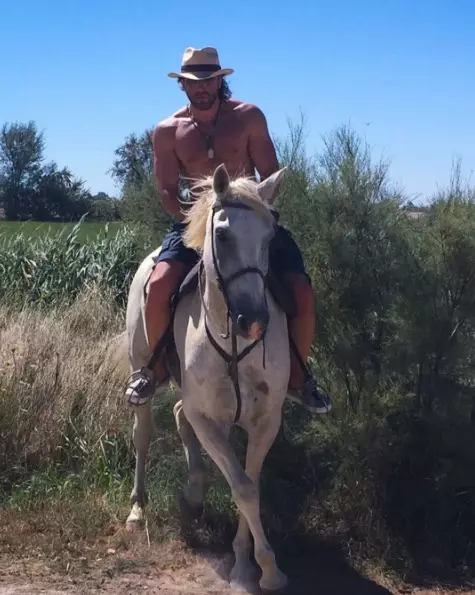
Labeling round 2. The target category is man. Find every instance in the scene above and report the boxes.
[126,46,331,414]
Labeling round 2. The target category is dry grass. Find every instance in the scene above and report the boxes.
[0,286,130,473]
[0,287,189,566]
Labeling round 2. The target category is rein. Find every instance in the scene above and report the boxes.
[199,200,270,423]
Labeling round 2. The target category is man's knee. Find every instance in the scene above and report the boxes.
[282,272,315,315]
[147,260,189,305]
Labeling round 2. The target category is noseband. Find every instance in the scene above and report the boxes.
[199,200,271,423]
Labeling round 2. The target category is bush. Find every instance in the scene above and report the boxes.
[275,122,475,578]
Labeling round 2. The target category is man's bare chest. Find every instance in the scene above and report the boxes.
[174,113,249,170]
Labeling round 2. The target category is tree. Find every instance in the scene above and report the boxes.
[0,120,95,221]
[0,120,44,190]
[111,127,173,238]
[110,129,154,190]
[88,192,121,221]
[34,162,91,221]
[0,121,45,219]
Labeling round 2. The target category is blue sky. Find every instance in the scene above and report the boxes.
[2,0,474,202]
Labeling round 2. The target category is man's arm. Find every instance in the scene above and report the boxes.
[247,105,280,181]
[152,121,184,222]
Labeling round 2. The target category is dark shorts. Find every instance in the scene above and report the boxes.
[155,219,309,281]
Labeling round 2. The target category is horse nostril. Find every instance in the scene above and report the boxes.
[237,314,249,333]
[237,314,249,332]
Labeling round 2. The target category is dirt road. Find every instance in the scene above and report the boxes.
[3,540,475,595]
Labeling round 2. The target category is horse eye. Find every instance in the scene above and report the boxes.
[216,228,229,242]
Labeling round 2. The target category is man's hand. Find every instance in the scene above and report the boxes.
[152,121,184,221]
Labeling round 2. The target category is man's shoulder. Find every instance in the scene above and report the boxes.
[152,108,189,147]
[228,99,262,114]
[227,101,269,137]
[230,100,268,126]
[154,107,188,134]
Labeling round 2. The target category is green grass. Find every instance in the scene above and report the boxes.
[0,220,127,243]
[0,218,146,308]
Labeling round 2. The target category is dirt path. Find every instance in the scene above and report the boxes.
[2,541,475,595]
[0,550,385,595]
[1,511,474,595]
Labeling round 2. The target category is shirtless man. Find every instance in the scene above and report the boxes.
[126,46,331,414]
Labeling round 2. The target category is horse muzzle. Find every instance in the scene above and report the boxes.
[234,307,269,341]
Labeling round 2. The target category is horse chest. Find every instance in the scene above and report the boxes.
[185,343,272,425]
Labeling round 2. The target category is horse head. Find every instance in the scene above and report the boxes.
[184,163,287,340]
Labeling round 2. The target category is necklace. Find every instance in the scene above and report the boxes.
[188,102,222,160]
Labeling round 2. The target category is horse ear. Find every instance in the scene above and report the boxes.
[258,167,287,205]
[213,163,230,195]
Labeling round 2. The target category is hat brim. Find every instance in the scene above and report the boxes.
[168,68,234,80]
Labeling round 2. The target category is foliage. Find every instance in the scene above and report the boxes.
[0,218,142,308]
[0,120,44,189]
[110,128,154,189]
[0,120,120,222]
[118,174,173,242]
[274,120,475,578]
[111,127,184,240]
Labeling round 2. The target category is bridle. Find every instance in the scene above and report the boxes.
[198,199,273,423]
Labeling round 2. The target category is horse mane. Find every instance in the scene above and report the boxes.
[182,174,274,251]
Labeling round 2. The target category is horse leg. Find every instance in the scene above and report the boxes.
[230,416,287,592]
[173,400,206,522]
[126,398,153,530]
[187,411,287,592]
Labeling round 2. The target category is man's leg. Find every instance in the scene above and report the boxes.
[270,225,332,414]
[143,258,189,381]
[125,224,199,406]
[283,271,316,390]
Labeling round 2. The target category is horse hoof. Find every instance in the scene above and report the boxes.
[260,569,288,593]
[179,494,203,524]
[126,502,145,532]
[230,564,260,592]
[126,519,144,533]
[230,559,260,582]
[230,580,259,594]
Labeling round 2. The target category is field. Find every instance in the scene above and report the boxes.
[0,220,126,243]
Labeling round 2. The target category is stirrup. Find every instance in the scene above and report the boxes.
[124,367,156,406]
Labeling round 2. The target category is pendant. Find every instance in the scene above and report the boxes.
[205,136,214,159]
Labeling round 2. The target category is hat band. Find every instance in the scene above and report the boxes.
[181,64,221,73]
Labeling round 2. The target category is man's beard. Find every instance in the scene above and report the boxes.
[188,90,219,111]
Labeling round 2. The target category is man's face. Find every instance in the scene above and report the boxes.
[180,76,221,110]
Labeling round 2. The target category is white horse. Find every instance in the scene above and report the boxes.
[124,164,291,591]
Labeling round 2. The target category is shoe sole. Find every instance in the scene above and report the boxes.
[286,393,332,414]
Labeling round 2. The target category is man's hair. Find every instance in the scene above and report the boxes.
[218,78,232,101]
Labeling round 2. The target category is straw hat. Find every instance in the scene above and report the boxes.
[168,46,234,80]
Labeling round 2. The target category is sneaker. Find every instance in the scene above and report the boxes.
[124,367,158,406]
[287,375,332,414]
